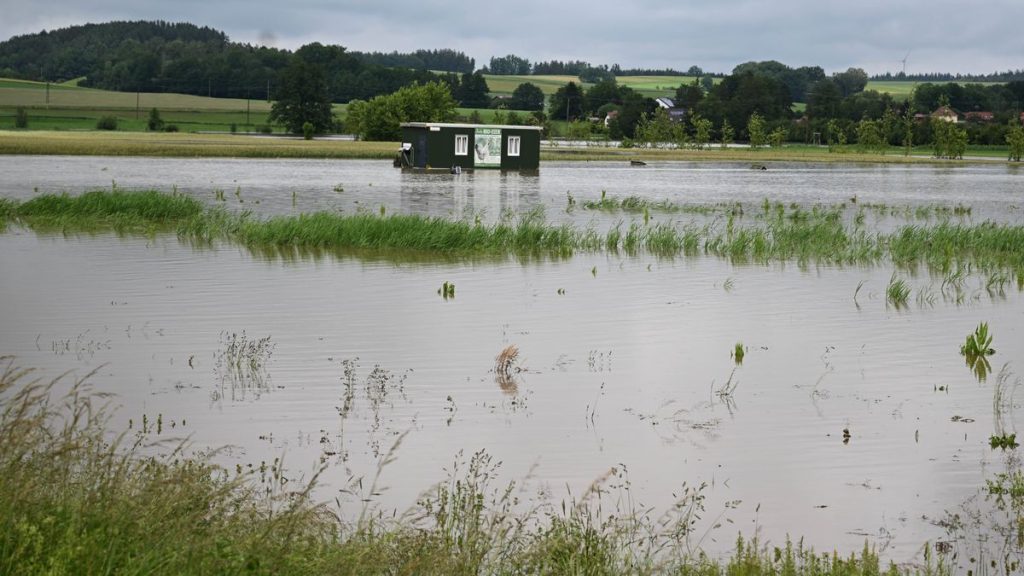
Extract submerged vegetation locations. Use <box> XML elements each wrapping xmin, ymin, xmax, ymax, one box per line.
<box><xmin>0</xmin><ymin>358</ymin><xmax>954</xmax><ymax>575</ymax></box>
<box><xmin>2</xmin><ymin>190</ymin><xmax>1024</xmax><ymax>276</ymax></box>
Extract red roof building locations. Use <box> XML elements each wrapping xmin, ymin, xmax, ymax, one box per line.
<box><xmin>964</xmin><ymin>111</ymin><xmax>995</xmax><ymax>123</ymax></box>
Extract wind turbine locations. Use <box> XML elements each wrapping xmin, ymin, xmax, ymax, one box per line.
<box><xmin>900</xmin><ymin>51</ymin><xmax>911</xmax><ymax>76</ymax></box>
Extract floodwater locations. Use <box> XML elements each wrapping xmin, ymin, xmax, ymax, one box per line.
<box><xmin>2</xmin><ymin>156</ymin><xmax>1024</xmax><ymax>567</ymax></box>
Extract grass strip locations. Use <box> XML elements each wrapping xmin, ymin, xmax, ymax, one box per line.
<box><xmin>0</xmin><ymin>130</ymin><xmax>398</xmax><ymax>159</ymax></box>
<box><xmin>3</xmin><ymin>190</ymin><xmax>1024</xmax><ymax>273</ymax></box>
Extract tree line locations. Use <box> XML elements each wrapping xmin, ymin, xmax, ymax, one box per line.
<box><xmin>348</xmin><ymin>49</ymin><xmax>474</xmax><ymax>73</ymax></box>
<box><xmin>871</xmin><ymin>70</ymin><xmax>1024</xmax><ymax>82</ymax></box>
<box><xmin>0</xmin><ymin>21</ymin><xmax>475</xmax><ymax>102</ymax></box>
<box><xmin>485</xmin><ymin>55</ymin><xmax>711</xmax><ymax>79</ymax></box>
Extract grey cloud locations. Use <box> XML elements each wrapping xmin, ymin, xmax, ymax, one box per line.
<box><xmin>0</xmin><ymin>0</ymin><xmax>1021</xmax><ymax>75</ymax></box>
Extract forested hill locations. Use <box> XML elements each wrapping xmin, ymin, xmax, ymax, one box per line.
<box><xmin>0</xmin><ymin>20</ymin><xmax>475</xmax><ymax>102</ymax></box>
<box><xmin>0</xmin><ymin>21</ymin><xmax>227</xmax><ymax>81</ymax></box>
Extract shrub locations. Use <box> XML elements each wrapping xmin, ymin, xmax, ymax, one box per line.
<box><xmin>164</xmin><ymin>124</ymin><xmax>179</xmax><ymax>133</ymax></box>
<box><xmin>258</xmin><ymin>124</ymin><xmax>273</xmax><ymax>134</ymax></box>
<box><xmin>303</xmin><ymin>121</ymin><xmax>314</xmax><ymax>140</ymax></box>
<box><xmin>14</xmin><ymin>107</ymin><xmax>28</xmax><ymax>129</ymax></box>
<box><xmin>96</xmin><ymin>115</ymin><xmax>118</xmax><ymax>130</ymax></box>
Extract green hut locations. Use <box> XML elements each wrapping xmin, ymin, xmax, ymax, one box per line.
<box><xmin>398</xmin><ymin>123</ymin><xmax>542</xmax><ymax>171</ymax></box>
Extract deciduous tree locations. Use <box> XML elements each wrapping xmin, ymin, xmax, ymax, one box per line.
<box><xmin>1006</xmin><ymin>121</ymin><xmax>1024</xmax><ymax>161</ymax></box>
<box><xmin>510</xmin><ymin>82</ymin><xmax>545</xmax><ymax>111</ymax></box>
<box><xmin>549</xmin><ymin>82</ymin><xmax>584</xmax><ymax>121</ymax></box>
<box><xmin>346</xmin><ymin>81</ymin><xmax>456</xmax><ymax>141</ymax></box>
<box><xmin>269</xmin><ymin>59</ymin><xmax>334</xmax><ymax>134</ymax></box>
<box><xmin>747</xmin><ymin>111</ymin><xmax>766</xmax><ymax>148</ymax></box>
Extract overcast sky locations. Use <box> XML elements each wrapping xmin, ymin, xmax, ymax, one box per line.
<box><xmin>2</xmin><ymin>0</ymin><xmax>1022</xmax><ymax>75</ymax></box>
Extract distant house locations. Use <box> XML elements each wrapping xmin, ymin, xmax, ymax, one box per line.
<box><xmin>1019</xmin><ymin>111</ymin><xmax>1024</xmax><ymax>124</ymax></box>
<box><xmin>964</xmin><ymin>111</ymin><xmax>995</xmax><ymax>123</ymax></box>
<box><xmin>655</xmin><ymin>97</ymin><xmax>687</xmax><ymax>122</ymax></box>
<box><xmin>604</xmin><ymin>109</ymin><xmax>620</xmax><ymax>127</ymax></box>
<box><xmin>931</xmin><ymin>106</ymin><xmax>959</xmax><ymax>123</ymax></box>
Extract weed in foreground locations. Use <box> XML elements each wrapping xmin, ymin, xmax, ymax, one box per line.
<box><xmin>0</xmin><ymin>357</ymin><xmax>955</xmax><ymax>575</ymax></box>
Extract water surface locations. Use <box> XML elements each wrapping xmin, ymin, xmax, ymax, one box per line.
<box><xmin>2</xmin><ymin>156</ymin><xmax>1022</xmax><ymax>566</ymax></box>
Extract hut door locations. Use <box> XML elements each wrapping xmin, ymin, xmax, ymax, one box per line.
<box><xmin>415</xmin><ymin>133</ymin><xmax>427</xmax><ymax>168</ymax></box>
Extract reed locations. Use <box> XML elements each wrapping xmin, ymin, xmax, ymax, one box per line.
<box><xmin>886</xmin><ymin>274</ymin><xmax>911</xmax><ymax>308</ymax></box>
<box><xmin>3</xmin><ymin>191</ymin><xmax>1024</xmax><ymax>277</ymax></box>
<box><xmin>10</xmin><ymin>189</ymin><xmax>204</xmax><ymax>232</ymax></box>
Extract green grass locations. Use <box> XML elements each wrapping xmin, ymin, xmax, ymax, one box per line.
<box><xmin>0</xmin><ymin>80</ymin><xmax>276</xmax><ymax>111</ymax></box>
<box><xmin>11</xmin><ymin>189</ymin><xmax>204</xmax><ymax>232</ymax></box>
<box><xmin>0</xmin><ymin>78</ymin><xmax>85</xmax><ymax>90</ymax></box>
<box><xmin>454</xmin><ymin>107</ymin><xmax>537</xmax><ymax>121</ymax></box>
<box><xmin>4</xmin><ymin>191</ymin><xmax>1024</xmax><ymax>275</ymax></box>
<box><xmin>0</xmin><ymin>357</ymin><xmax>953</xmax><ymax>575</ymax></box>
<box><xmin>865</xmin><ymin>80</ymin><xmax>1003</xmax><ymax>100</ymax></box>
<box><xmin>0</xmin><ymin>107</ymin><xmax>277</xmax><ymax>132</ymax></box>
<box><xmin>886</xmin><ymin>274</ymin><xmax>912</xmax><ymax>308</ymax></box>
<box><xmin>580</xmin><ymin>192</ymin><xmax>733</xmax><ymax>215</ymax></box>
<box><xmin>483</xmin><ymin>74</ymin><xmax>702</xmax><ymax>97</ymax></box>
<box><xmin>0</xmin><ymin>77</ymin><xmax>345</xmax><ymax>133</ymax></box>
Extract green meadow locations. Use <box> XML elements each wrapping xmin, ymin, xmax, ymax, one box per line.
<box><xmin>866</xmin><ymin>80</ymin><xmax>1003</xmax><ymax>100</ymax></box>
<box><xmin>483</xmin><ymin>74</ymin><xmax>702</xmax><ymax>97</ymax></box>
<box><xmin>0</xmin><ymin>77</ymin><xmax>302</xmax><ymax>132</ymax></box>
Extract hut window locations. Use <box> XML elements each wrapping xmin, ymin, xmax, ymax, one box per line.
<box><xmin>507</xmin><ymin>136</ymin><xmax>521</xmax><ymax>157</ymax></box>
<box><xmin>455</xmin><ymin>134</ymin><xmax>469</xmax><ymax>155</ymax></box>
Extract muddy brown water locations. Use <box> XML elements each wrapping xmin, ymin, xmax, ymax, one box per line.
<box><xmin>2</xmin><ymin>156</ymin><xmax>1023</xmax><ymax>566</ymax></box>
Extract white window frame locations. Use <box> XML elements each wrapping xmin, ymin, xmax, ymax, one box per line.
<box><xmin>507</xmin><ymin>136</ymin><xmax>521</xmax><ymax>157</ymax></box>
<box><xmin>455</xmin><ymin>134</ymin><xmax>469</xmax><ymax>156</ymax></box>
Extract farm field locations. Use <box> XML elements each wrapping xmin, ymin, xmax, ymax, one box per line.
<box><xmin>866</xmin><ymin>80</ymin><xmax>1003</xmax><ymax>99</ymax></box>
<box><xmin>483</xmin><ymin>74</ymin><xmax>701</xmax><ymax>97</ymax></box>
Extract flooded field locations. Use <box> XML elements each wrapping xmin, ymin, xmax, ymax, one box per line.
<box><xmin>2</xmin><ymin>156</ymin><xmax>1023</xmax><ymax>568</ymax></box>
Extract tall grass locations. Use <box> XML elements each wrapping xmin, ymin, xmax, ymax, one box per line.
<box><xmin>0</xmin><ymin>358</ymin><xmax>951</xmax><ymax>575</ymax></box>
<box><xmin>3</xmin><ymin>190</ymin><xmax>1024</xmax><ymax>275</ymax></box>
<box><xmin>12</xmin><ymin>189</ymin><xmax>204</xmax><ymax>230</ymax></box>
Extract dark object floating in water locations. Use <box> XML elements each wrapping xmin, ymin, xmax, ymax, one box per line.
<box><xmin>630</xmin><ymin>160</ymin><xmax>647</xmax><ymax>166</ymax></box>
<box><xmin>750</xmin><ymin>163</ymin><xmax>767</xmax><ymax>170</ymax></box>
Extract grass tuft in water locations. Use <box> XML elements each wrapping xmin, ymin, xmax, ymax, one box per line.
<box><xmin>886</xmin><ymin>274</ymin><xmax>911</xmax><ymax>308</ymax></box>
<box><xmin>9</xmin><ymin>190</ymin><xmax>204</xmax><ymax>232</ymax></box>
<box><xmin>733</xmin><ymin>343</ymin><xmax>745</xmax><ymax>364</ymax></box>
<box><xmin>960</xmin><ymin>322</ymin><xmax>995</xmax><ymax>359</ymax></box>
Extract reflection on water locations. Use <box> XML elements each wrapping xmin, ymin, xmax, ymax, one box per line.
<box><xmin>2</xmin><ymin>157</ymin><xmax>1024</xmax><ymax>565</ymax></box>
